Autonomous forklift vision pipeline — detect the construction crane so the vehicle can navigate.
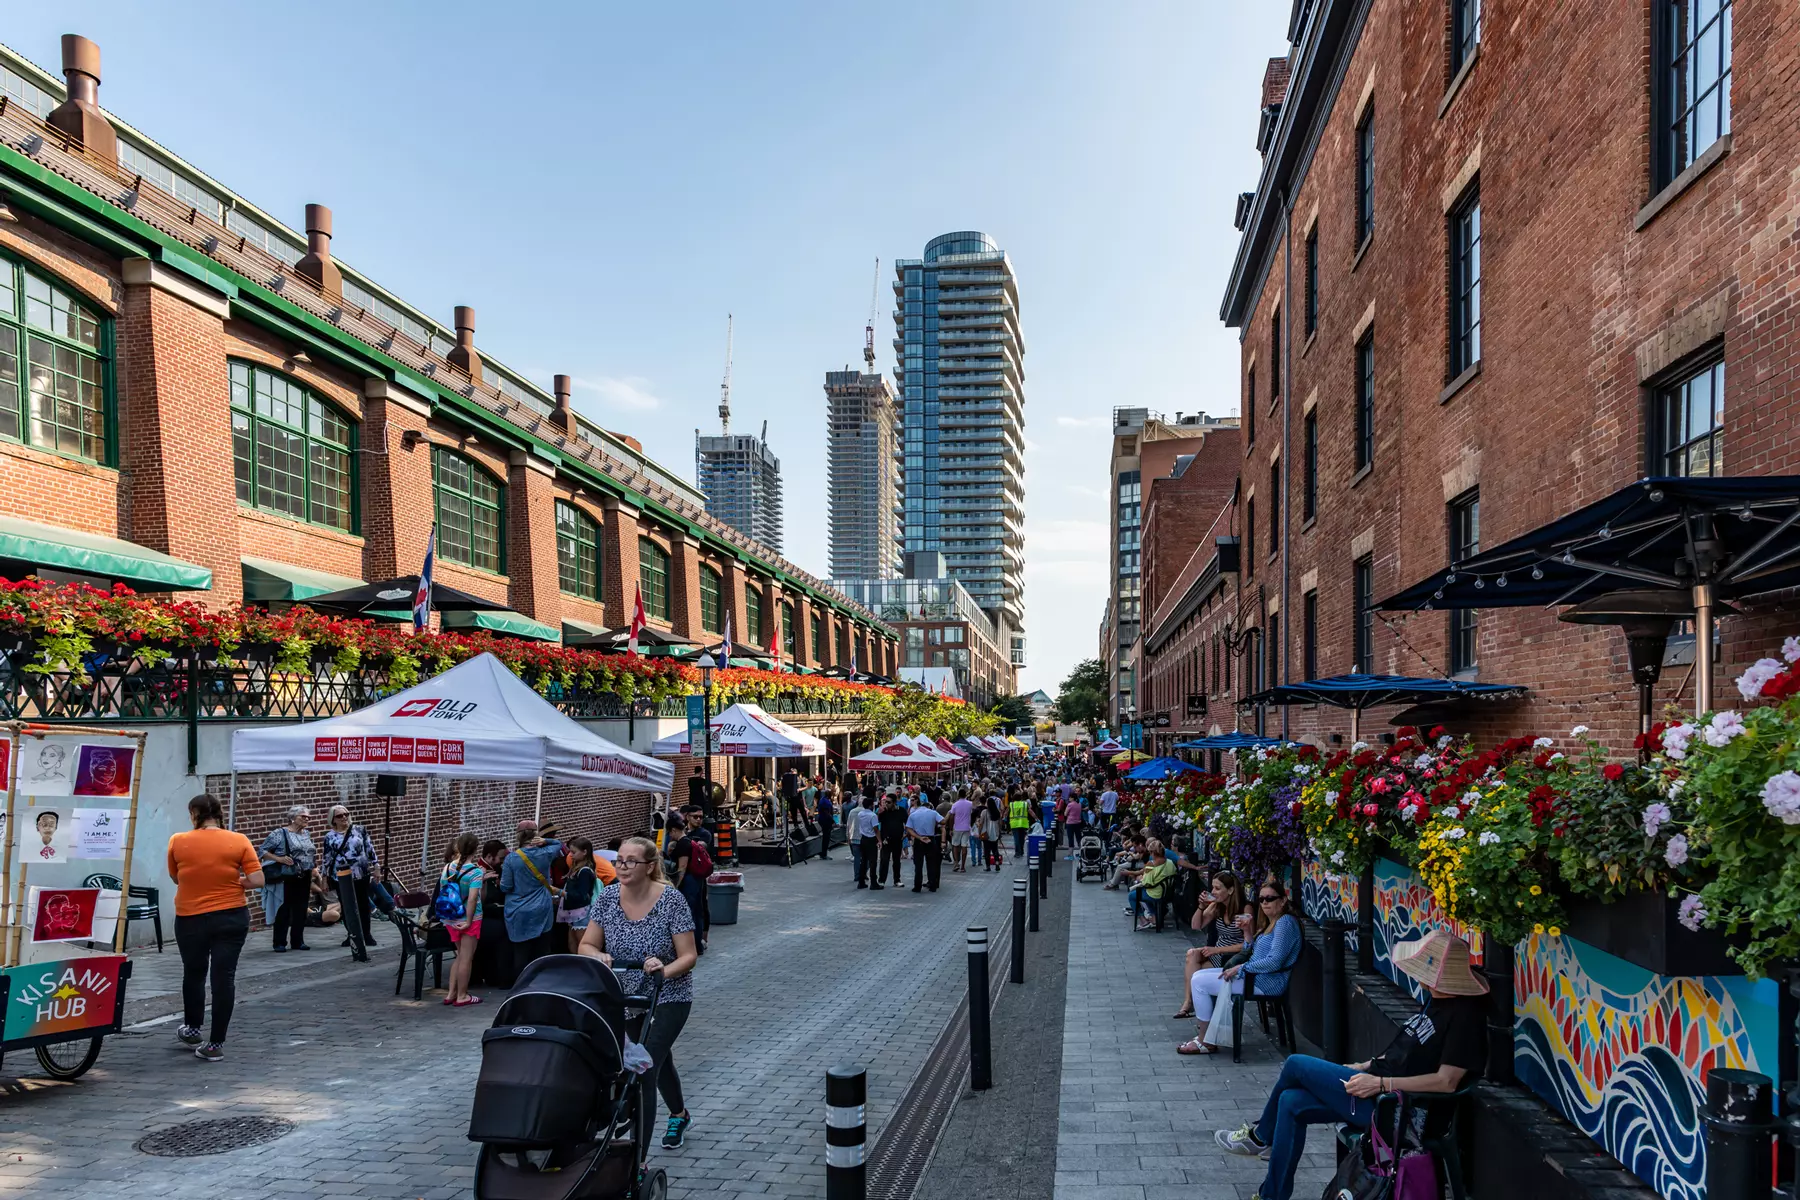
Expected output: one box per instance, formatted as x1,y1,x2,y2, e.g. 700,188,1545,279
864,257,879,373
718,313,734,436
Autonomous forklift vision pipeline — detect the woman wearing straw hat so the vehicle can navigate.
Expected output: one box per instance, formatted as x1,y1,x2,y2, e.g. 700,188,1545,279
1213,928,1489,1200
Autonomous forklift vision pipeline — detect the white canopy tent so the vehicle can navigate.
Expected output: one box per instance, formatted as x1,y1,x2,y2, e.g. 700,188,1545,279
232,654,673,870
848,735,953,774
648,702,827,758
901,734,963,769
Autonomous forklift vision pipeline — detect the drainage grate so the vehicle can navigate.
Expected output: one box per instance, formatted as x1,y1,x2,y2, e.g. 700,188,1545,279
865,912,1013,1200
135,1116,295,1157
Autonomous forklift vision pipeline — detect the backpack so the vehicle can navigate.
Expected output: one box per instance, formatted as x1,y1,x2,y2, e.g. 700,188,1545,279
433,864,469,923
686,837,713,879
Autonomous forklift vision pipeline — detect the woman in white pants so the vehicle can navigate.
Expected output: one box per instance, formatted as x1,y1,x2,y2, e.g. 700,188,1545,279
1178,882,1299,1056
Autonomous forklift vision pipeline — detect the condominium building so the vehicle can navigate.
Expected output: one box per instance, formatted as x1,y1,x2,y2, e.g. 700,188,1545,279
831,553,1015,709
892,232,1026,670
695,430,784,553
824,368,902,579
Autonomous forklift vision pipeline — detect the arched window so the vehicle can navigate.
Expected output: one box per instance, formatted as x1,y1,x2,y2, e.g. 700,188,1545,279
745,586,765,648
1,257,113,463
783,602,797,659
811,610,823,662
432,447,504,572
638,537,669,621
555,501,601,600
230,361,356,530
699,566,723,634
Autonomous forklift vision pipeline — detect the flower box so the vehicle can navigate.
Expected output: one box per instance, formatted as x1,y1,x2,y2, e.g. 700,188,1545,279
236,641,278,665
1561,890,1748,977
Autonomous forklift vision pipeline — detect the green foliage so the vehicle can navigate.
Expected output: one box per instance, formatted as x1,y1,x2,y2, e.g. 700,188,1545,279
1053,658,1107,732
860,685,996,743
989,692,1034,727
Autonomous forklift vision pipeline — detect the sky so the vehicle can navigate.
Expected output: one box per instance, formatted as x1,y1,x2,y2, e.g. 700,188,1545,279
9,2,1288,696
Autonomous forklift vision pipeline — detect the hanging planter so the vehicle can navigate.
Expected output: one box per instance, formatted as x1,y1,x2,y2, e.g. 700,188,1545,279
1562,890,1749,977
236,641,278,666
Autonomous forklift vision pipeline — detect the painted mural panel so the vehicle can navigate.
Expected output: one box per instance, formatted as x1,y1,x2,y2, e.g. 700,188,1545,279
1300,858,1359,954
1373,856,1484,1001
1514,932,1780,1200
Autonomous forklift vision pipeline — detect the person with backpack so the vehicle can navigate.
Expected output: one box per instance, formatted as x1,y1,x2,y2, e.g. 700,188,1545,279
663,812,711,955
437,832,485,1007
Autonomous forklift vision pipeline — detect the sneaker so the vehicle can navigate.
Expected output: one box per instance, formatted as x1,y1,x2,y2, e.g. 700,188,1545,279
195,1043,225,1062
1215,1124,1270,1159
662,1112,692,1148
272,945,288,953
176,1024,203,1047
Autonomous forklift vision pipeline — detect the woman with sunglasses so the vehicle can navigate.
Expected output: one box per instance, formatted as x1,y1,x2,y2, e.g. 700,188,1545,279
1173,870,1251,1018
1178,880,1300,1056
579,835,700,1160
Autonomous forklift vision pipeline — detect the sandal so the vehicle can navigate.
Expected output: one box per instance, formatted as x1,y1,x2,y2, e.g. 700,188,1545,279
1177,1038,1218,1056
1172,1009,1195,1019
452,995,483,1007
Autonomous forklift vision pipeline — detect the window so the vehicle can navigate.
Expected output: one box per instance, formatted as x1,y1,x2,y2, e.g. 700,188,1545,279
1268,461,1281,556
1452,0,1481,74
1244,496,1255,577
1353,555,1375,673
1355,107,1375,246
229,362,356,530
1304,228,1319,336
0,258,112,463
1655,0,1732,187
1211,633,1221,693
432,448,504,571
745,585,765,647
638,538,670,621
1302,590,1319,680
1246,368,1256,444
1267,612,1282,688
555,502,600,600
1270,307,1282,398
1449,187,1482,377
811,610,824,661
1657,357,1724,477
943,626,963,644
1449,489,1480,673
699,567,723,633
1302,411,1318,520
783,602,797,660
1355,331,1376,470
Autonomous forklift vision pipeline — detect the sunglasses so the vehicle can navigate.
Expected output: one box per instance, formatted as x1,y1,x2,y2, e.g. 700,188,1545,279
1258,894,1282,903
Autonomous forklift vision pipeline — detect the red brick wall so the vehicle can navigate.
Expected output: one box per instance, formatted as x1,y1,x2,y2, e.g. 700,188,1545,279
1143,430,1240,620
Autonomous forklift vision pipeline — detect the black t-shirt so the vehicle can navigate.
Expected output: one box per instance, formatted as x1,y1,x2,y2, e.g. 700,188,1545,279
878,807,906,840
1369,996,1487,1081
664,836,694,880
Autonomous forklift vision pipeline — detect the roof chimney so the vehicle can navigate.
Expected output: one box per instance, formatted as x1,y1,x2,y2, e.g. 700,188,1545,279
48,35,117,165
295,204,343,301
551,374,575,433
446,306,482,378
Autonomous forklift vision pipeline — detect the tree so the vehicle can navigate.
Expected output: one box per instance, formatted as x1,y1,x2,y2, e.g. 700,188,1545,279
1053,658,1108,733
859,685,996,743
989,693,1034,730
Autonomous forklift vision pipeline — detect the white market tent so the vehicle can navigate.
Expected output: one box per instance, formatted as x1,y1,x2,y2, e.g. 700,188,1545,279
649,702,827,758
232,653,675,796
978,735,1016,755
848,735,953,773
901,734,963,768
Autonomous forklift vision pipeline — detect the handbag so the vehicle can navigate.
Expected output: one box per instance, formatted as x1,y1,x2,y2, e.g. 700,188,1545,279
1321,1095,1439,1200
262,829,294,882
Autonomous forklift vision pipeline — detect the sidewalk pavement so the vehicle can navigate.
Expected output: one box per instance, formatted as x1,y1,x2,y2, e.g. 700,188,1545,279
1055,884,1338,1200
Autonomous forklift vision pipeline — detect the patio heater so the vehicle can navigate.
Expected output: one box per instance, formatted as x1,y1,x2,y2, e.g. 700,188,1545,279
1559,590,1738,761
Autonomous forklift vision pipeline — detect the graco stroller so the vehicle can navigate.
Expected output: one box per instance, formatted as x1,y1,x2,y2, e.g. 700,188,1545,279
1074,832,1108,882
469,954,668,1200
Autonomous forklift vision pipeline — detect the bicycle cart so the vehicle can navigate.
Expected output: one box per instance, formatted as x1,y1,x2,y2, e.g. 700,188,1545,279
0,722,146,1081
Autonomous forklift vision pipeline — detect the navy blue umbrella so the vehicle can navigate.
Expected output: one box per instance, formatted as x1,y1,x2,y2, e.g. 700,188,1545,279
1173,732,1289,751
1236,674,1527,742
1123,756,1204,781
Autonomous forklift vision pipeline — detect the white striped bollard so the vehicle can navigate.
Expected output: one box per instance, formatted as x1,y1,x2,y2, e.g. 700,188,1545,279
968,926,992,1090
826,1065,866,1200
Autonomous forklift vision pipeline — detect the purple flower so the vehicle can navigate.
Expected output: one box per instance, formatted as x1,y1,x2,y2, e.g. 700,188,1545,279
1677,894,1707,932
1737,658,1784,701
1641,802,1672,838
1661,724,1696,760
1761,771,1800,826
1702,710,1745,748
1664,834,1688,867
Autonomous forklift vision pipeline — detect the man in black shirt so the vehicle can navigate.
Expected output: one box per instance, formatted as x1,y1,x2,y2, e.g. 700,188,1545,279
1215,930,1488,1200
875,792,907,888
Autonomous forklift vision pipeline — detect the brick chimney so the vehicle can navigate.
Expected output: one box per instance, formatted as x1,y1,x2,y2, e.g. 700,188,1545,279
551,374,576,433
1262,56,1292,110
295,204,343,300
48,35,117,165
447,306,482,378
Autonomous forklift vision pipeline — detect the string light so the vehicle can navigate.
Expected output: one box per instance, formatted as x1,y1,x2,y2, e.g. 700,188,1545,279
1496,574,1508,588
1531,565,1544,580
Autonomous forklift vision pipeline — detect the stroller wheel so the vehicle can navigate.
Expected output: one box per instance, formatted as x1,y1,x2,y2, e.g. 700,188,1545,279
637,1166,668,1200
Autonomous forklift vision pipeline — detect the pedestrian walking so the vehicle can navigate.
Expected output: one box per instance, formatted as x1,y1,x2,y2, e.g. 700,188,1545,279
877,792,906,886
579,836,700,1161
815,777,835,859
166,794,263,1062
906,798,943,892
853,795,882,889
1008,789,1030,858
500,819,563,978
948,790,974,872
663,813,708,956
438,832,485,1007
1063,791,1084,854
1099,785,1119,832
321,805,379,962
258,805,315,952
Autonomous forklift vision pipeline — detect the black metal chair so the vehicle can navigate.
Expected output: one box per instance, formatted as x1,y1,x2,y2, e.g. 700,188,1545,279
81,872,162,952
1230,928,1304,1062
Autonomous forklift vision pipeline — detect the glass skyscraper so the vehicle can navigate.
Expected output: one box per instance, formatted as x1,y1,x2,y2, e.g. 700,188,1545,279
892,232,1026,665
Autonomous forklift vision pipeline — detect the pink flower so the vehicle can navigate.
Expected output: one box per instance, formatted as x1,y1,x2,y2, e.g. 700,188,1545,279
1737,658,1784,701
1677,894,1707,931
1664,834,1689,867
1368,778,1390,794
1762,771,1800,825
1661,723,1696,760
1641,802,1672,838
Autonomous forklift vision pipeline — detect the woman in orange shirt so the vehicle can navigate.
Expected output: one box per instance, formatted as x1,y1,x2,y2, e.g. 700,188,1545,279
165,794,263,1062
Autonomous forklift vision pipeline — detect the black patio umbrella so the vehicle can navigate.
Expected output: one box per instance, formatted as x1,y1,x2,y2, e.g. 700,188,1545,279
1237,674,1528,743
1376,476,1800,710
587,626,699,654
303,575,516,616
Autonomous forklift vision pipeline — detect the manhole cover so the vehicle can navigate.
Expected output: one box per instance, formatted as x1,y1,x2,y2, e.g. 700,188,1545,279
135,1116,295,1157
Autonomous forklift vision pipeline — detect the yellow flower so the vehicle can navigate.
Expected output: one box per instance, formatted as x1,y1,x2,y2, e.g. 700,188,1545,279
1533,923,1545,934
1529,885,1542,895
1548,926,1562,937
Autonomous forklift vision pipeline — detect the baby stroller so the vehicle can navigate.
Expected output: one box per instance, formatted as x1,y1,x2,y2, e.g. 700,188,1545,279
469,954,669,1200
1074,832,1107,882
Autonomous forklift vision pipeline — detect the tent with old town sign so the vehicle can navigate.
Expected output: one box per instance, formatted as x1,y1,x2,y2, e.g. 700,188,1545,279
847,735,954,773
231,653,674,793
648,702,827,758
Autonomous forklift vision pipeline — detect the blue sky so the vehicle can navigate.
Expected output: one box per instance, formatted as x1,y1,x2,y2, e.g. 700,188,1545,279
11,2,1287,695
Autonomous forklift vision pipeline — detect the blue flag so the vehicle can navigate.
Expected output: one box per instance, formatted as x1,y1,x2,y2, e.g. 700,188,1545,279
413,527,436,631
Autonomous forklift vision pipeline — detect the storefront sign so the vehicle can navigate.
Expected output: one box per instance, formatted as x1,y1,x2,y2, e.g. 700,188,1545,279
2,956,124,1041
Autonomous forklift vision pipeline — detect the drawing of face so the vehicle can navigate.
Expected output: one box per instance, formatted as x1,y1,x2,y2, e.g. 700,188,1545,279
89,750,118,791
36,810,59,847
35,745,67,778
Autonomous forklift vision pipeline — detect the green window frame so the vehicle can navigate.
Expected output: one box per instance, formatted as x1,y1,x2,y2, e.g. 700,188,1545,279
555,500,601,600
638,537,670,621
811,611,823,662
745,585,765,647
783,602,797,660
229,361,357,531
0,255,114,464
432,446,505,573
699,566,722,634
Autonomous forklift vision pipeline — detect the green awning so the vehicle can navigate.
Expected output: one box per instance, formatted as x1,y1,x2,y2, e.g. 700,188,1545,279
442,609,561,642
242,556,366,604
0,516,212,591
727,657,765,669
790,664,816,675
562,618,608,640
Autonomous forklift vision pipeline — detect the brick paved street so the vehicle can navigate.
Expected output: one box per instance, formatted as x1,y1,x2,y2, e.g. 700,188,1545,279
0,855,1014,1200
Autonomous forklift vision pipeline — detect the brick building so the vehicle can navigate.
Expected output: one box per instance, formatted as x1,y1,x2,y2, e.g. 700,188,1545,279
0,35,898,685
1141,0,1799,751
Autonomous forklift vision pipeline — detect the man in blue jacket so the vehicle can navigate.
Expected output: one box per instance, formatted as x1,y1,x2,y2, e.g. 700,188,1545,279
500,819,563,980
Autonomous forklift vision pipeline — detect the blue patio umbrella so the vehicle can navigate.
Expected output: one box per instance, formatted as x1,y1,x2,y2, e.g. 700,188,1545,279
1174,732,1289,751
1236,674,1527,743
1123,756,1204,781
1376,475,1800,711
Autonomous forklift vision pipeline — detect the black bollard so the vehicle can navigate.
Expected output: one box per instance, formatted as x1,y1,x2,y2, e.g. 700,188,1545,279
826,1065,867,1200
1321,919,1348,1064
1038,846,1050,899
1356,859,1375,974
1010,878,1027,983
1705,1068,1773,1200
967,926,992,1090
1481,942,1517,1086
1028,855,1040,932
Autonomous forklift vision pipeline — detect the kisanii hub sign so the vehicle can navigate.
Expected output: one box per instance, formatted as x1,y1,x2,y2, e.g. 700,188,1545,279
3,956,124,1040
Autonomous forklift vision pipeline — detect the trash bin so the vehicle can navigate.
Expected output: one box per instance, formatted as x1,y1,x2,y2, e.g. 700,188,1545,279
707,872,744,925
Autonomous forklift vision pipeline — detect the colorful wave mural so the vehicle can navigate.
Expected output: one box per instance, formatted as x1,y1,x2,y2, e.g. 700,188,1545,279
1514,932,1780,1200
1372,856,1484,1000
1300,858,1360,954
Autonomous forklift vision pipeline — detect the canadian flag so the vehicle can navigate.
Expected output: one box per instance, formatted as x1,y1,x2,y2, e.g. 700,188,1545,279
628,585,646,656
